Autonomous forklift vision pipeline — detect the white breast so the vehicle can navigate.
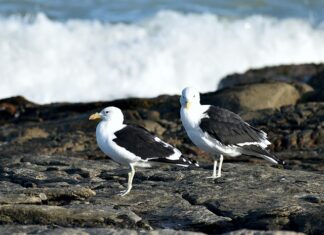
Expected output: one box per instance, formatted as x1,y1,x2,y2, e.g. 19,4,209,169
96,122,142,165
180,105,215,153
180,105,242,157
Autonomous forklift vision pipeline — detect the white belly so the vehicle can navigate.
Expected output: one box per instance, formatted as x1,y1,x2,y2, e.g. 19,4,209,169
187,128,216,153
188,127,242,157
96,123,143,166
181,107,241,157
181,107,217,153
97,138,127,165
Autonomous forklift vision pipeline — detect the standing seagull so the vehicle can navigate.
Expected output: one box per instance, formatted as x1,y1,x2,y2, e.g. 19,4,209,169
89,106,198,196
180,87,284,179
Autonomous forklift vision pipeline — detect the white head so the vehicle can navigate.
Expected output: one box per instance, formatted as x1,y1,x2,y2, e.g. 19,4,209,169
89,106,124,125
180,87,200,109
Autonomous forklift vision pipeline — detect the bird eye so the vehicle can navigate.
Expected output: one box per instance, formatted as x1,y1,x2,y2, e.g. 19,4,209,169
105,111,109,114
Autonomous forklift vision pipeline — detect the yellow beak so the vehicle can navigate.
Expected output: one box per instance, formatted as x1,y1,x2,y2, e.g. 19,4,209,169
185,102,192,109
89,112,101,120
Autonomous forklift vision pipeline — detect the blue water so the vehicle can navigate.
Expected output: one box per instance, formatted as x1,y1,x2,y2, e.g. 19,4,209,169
0,0,323,23
0,0,323,103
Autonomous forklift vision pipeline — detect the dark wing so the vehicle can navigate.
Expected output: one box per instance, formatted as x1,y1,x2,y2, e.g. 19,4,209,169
240,145,285,165
113,125,177,160
199,106,267,145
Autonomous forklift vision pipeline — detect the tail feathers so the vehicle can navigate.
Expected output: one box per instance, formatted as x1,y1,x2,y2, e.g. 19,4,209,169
183,155,199,167
241,145,285,165
148,155,199,167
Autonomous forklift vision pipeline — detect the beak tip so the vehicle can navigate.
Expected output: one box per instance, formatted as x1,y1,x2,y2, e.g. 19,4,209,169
89,113,101,121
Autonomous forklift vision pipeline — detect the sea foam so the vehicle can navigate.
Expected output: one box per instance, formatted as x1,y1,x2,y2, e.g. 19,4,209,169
1,11,324,103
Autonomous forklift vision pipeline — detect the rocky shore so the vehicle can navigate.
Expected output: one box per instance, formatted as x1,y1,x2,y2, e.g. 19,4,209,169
0,64,323,234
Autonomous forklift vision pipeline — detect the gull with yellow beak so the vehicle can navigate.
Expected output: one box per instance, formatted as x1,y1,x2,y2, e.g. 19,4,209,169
89,106,198,196
180,87,284,179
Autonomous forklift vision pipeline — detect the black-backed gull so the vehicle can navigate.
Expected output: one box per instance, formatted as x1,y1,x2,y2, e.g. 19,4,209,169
89,106,198,196
180,87,284,179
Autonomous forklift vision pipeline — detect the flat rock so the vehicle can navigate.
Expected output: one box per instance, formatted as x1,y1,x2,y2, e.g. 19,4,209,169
0,204,141,228
0,226,205,235
0,151,322,234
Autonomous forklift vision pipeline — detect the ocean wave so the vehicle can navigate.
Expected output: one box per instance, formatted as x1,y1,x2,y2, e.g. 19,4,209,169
1,11,324,103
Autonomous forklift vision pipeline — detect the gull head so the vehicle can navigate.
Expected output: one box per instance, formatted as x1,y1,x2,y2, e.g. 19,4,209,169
89,106,124,123
180,87,200,109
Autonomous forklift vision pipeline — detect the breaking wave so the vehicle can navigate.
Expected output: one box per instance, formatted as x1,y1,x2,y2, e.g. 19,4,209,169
1,11,324,103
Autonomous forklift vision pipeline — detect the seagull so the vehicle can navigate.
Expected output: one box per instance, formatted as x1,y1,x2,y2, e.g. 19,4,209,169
89,106,198,196
180,87,284,179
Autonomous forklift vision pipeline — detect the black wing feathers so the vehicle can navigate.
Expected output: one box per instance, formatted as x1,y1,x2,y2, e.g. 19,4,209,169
113,125,175,160
242,145,285,165
199,106,266,145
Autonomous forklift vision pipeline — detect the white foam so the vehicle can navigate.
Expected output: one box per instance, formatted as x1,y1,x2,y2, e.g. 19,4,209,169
1,11,324,103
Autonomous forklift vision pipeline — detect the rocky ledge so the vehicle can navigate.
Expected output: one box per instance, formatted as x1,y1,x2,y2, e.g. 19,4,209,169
0,63,323,235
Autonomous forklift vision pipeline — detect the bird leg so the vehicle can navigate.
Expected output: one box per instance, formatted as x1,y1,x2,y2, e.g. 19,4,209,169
207,160,218,179
207,154,223,179
217,154,223,178
119,164,135,196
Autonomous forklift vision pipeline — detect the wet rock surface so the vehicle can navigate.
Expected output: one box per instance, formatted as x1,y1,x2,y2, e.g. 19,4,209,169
0,63,323,234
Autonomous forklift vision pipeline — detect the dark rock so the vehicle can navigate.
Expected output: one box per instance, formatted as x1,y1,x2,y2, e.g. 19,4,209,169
0,226,205,235
218,64,324,89
245,102,324,149
222,229,305,235
305,70,324,102
308,69,324,90
0,96,36,123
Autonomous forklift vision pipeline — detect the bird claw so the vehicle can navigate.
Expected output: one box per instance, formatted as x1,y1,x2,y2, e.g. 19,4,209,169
206,175,221,179
118,189,129,197
118,187,132,197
